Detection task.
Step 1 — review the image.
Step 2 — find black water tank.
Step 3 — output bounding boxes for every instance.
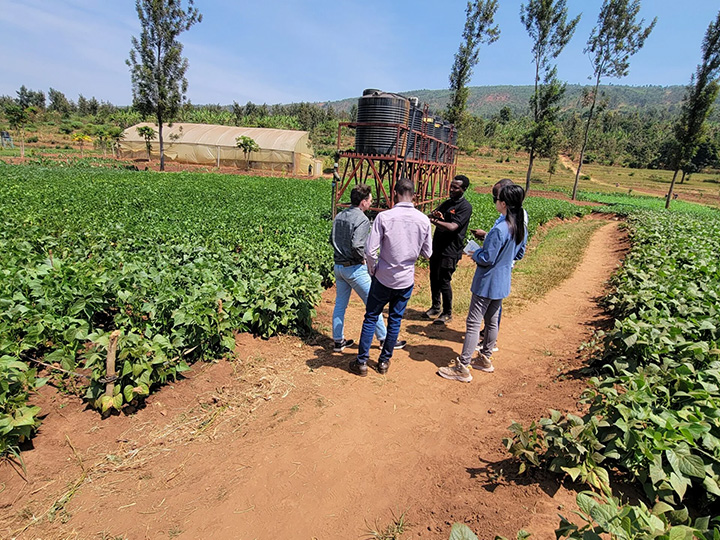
[406,104,423,158]
[355,90,410,155]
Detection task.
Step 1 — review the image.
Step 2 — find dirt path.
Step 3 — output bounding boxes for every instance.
[559,155,661,198]
[0,219,627,540]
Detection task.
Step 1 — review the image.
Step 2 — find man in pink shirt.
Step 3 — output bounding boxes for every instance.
[349,178,433,376]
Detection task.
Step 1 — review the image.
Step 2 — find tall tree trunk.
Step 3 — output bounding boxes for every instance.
[665,168,680,209]
[525,55,541,195]
[679,170,687,184]
[525,146,535,193]
[572,73,601,200]
[158,111,165,171]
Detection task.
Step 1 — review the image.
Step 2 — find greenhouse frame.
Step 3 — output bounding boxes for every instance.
[119,122,319,175]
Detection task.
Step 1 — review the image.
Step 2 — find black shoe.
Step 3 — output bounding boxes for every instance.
[349,360,368,377]
[333,338,354,352]
[423,307,441,319]
[433,313,452,325]
[379,339,407,350]
[376,360,390,375]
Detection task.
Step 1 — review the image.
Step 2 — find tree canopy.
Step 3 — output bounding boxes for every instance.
[446,0,500,129]
[127,0,202,171]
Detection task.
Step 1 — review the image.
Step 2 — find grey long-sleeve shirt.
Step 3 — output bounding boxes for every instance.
[330,206,370,266]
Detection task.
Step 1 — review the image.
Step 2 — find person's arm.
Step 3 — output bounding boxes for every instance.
[420,217,433,259]
[352,219,370,261]
[472,226,503,267]
[430,217,459,232]
[514,231,528,261]
[365,216,383,276]
[432,201,472,232]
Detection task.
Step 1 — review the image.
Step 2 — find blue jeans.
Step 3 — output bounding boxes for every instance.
[357,277,413,364]
[333,264,386,342]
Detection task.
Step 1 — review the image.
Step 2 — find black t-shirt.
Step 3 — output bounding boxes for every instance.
[431,196,473,260]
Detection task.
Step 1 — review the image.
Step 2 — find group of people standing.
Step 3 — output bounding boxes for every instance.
[329,174,527,383]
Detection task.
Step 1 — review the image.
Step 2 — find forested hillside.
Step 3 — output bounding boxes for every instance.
[323,84,720,121]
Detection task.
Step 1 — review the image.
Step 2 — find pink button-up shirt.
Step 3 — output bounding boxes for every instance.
[365,202,433,289]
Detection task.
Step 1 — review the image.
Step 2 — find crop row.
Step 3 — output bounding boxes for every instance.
[505,202,720,537]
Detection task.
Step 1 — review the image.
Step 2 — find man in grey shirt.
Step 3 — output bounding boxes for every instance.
[330,184,399,352]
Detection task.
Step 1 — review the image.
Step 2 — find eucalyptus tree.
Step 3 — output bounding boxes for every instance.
[520,0,580,193]
[571,0,656,200]
[127,0,202,171]
[666,10,720,208]
[446,0,500,130]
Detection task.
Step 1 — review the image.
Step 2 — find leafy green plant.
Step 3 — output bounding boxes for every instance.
[556,491,720,540]
[0,355,46,455]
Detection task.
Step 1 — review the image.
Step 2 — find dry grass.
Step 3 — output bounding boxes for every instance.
[409,217,607,318]
[8,352,299,537]
[456,148,720,208]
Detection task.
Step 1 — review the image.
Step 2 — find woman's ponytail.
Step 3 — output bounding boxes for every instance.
[499,184,526,245]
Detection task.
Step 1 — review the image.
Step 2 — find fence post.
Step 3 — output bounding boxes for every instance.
[105,330,121,398]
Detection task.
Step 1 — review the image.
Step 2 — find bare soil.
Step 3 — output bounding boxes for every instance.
[0,218,627,540]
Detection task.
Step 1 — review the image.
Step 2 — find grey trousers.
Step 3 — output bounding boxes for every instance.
[460,293,502,364]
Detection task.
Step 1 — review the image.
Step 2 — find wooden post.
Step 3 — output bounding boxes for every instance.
[105,330,121,397]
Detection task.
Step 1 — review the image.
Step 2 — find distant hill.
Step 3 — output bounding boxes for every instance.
[319,84,718,120]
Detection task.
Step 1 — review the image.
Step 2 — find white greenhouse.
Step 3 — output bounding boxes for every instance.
[119,122,320,175]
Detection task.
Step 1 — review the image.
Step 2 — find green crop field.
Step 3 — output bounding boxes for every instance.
[505,197,720,537]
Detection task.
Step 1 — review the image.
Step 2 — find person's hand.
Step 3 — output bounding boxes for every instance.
[472,228,486,240]
[430,210,443,219]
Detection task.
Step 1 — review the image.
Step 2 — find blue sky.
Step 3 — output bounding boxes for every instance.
[1,0,719,106]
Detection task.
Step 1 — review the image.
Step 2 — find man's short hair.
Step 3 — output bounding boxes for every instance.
[454,174,470,190]
[394,177,415,197]
[492,178,514,197]
[350,184,372,206]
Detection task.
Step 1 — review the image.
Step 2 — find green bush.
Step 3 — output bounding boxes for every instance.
[0,356,46,456]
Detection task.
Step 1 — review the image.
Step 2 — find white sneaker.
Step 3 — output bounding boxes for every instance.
[470,353,495,373]
[437,358,473,382]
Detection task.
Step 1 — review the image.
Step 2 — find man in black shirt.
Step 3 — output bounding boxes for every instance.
[425,174,473,325]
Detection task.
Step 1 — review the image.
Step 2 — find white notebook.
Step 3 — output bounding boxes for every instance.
[463,239,481,255]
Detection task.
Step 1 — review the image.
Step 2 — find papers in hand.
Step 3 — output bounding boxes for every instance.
[463,239,481,255]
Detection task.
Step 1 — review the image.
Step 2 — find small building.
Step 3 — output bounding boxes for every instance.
[119,122,317,175]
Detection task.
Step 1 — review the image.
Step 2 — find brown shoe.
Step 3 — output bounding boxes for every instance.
[349,360,368,377]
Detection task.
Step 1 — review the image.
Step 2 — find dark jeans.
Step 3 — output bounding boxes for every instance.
[429,256,457,315]
[357,277,414,364]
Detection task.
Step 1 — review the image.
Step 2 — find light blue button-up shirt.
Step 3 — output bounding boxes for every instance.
[470,215,527,300]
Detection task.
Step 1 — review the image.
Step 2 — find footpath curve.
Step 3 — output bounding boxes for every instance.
[1,219,627,540]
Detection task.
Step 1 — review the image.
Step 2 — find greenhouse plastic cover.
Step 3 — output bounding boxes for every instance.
[119,122,315,173]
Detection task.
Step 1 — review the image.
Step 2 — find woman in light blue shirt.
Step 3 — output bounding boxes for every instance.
[438,184,527,383]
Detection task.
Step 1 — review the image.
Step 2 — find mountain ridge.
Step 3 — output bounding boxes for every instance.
[317,84,716,119]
